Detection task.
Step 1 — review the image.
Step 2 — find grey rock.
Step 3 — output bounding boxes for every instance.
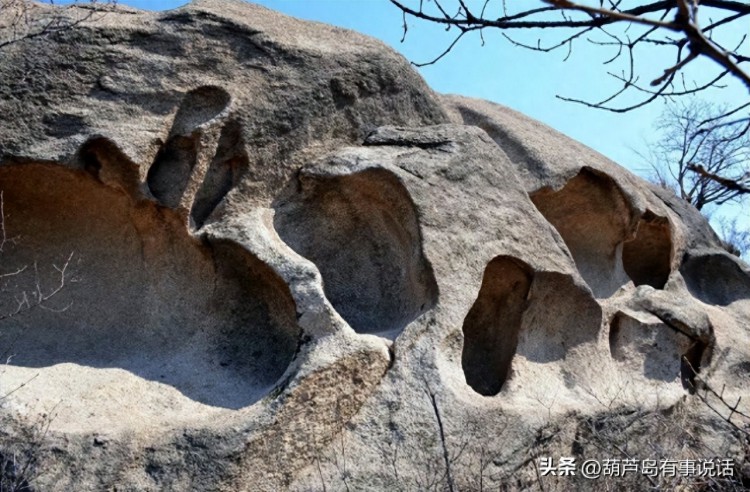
[0,1,748,491]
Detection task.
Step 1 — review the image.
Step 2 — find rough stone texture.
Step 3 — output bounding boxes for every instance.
[0,1,749,491]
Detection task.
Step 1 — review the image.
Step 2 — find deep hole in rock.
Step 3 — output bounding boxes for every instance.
[681,341,707,392]
[461,256,532,397]
[76,137,141,195]
[622,212,672,289]
[190,121,249,229]
[147,86,232,209]
[531,169,673,297]
[609,315,622,360]
[0,164,300,410]
[273,168,438,338]
[531,169,633,298]
[79,145,103,177]
[681,252,750,306]
[147,135,197,208]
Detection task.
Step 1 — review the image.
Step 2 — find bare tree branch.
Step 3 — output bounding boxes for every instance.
[0,0,117,51]
[689,163,750,194]
[0,191,77,323]
[392,0,750,129]
[423,379,456,492]
[645,100,749,212]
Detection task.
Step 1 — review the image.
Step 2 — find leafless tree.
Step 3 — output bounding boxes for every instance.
[643,99,749,256]
[646,99,749,211]
[0,0,115,50]
[716,216,750,256]
[391,1,750,126]
[690,161,750,197]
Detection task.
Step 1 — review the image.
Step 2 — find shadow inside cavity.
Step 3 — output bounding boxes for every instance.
[681,252,750,306]
[610,313,688,383]
[461,256,532,396]
[461,263,602,397]
[0,164,299,410]
[273,168,438,339]
[531,168,673,298]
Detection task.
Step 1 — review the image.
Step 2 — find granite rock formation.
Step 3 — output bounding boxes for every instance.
[0,1,748,490]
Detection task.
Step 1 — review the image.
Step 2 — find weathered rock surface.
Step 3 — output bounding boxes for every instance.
[0,1,748,490]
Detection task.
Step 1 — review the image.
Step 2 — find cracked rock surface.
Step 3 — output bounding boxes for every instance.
[0,1,749,490]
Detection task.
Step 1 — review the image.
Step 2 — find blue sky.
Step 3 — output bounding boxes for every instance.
[64,0,748,227]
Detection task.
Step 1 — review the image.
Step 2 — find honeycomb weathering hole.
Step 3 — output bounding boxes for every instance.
[0,164,300,415]
[609,312,692,383]
[622,212,672,289]
[147,135,198,208]
[190,121,249,229]
[609,311,710,390]
[273,168,438,338]
[531,169,673,297]
[462,256,532,397]
[681,253,750,306]
[148,86,233,209]
[515,271,602,363]
[531,169,632,298]
[171,86,231,137]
